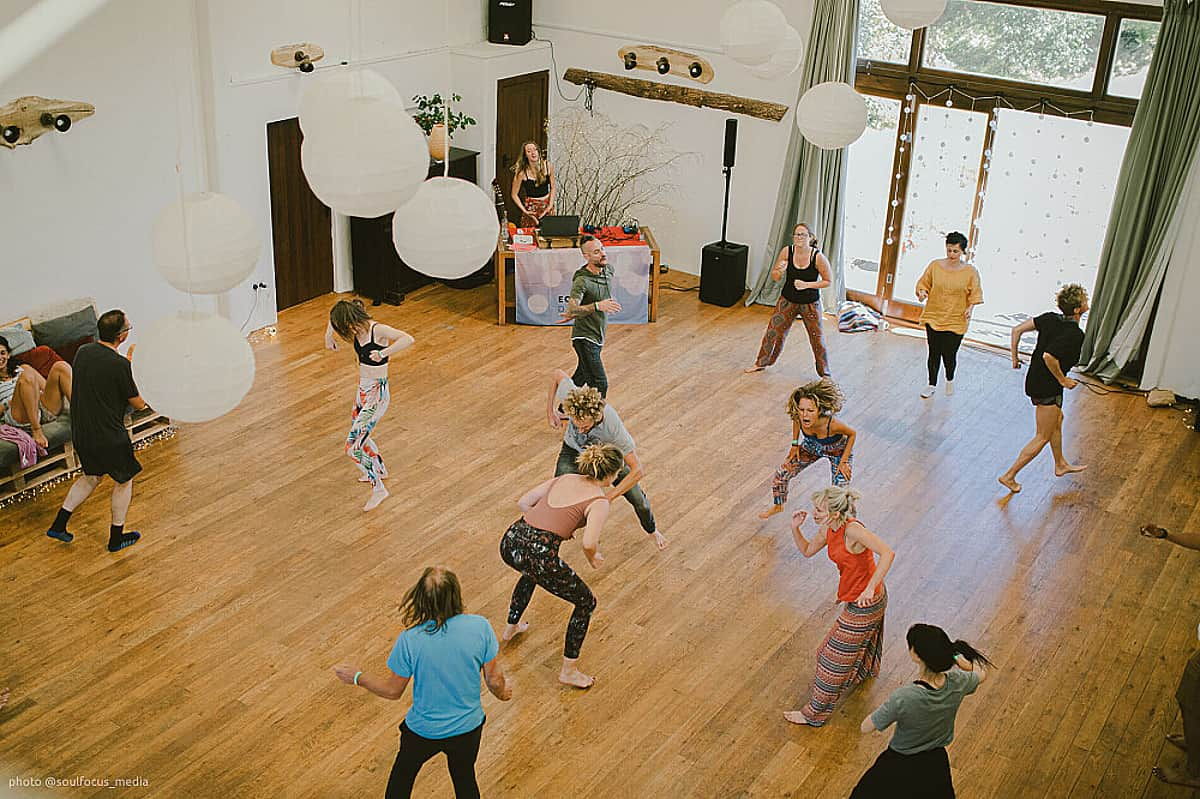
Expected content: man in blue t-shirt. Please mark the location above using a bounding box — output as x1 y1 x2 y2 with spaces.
335 567 511 799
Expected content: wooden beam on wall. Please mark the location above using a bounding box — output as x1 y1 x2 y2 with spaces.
563 68 789 122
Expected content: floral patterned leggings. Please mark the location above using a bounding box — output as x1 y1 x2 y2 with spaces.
345 377 389 489
754 296 830 376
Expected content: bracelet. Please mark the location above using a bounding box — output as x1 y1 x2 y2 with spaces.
791 439 800 446
353 671 363 686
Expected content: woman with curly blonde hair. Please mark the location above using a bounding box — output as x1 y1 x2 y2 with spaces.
759 378 857 519
510 140 555 227
785 485 894 727
500 443 624 688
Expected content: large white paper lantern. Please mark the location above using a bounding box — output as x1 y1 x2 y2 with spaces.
151 193 261 294
392 177 500 280
301 97 430 218
748 25 804 80
796 81 869 150
298 68 403 139
719 0 789 67
133 311 255 423
880 0 948 30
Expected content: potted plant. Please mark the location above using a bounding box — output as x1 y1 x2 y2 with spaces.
411 93 476 161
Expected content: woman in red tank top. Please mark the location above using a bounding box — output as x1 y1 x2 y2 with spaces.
784 486 895 727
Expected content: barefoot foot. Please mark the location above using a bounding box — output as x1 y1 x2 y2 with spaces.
363 487 389 512
998 475 1021 493
758 505 784 520
743 365 767 373
1055 462 1087 477
783 711 816 726
502 621 529 641
558 669 595 689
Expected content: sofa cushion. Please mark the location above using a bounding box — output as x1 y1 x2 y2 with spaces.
55 335 94 365
14 345 64 378
33 306 98 352
0 411 72 471
0 326 36 356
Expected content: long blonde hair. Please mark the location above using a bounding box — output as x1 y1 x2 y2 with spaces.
513 140 548 185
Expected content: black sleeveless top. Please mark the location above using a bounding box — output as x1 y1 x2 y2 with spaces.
353 322 388 366
782 245 820 305
521 174 550 198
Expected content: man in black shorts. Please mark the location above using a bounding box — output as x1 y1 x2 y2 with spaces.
46 310 147 552
998 284 1089 494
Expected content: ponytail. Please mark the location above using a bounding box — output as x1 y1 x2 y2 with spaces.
952 639 993 669
907 623 993 673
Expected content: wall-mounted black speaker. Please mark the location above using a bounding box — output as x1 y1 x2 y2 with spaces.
723 118 738 169
488 0 532 46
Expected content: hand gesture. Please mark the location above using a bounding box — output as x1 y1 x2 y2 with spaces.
548 409 564 430
369 350 383 363
917 289 929 302
588 552 605 569
497 677 513 701
1063 378 1079 390
793 279 806 291
596 298 622 313
854 588 875 607
325 336 338 351
332 664 359 685
652 531 669 551
836 461 852 481
1140 524 1168 540
791 509 808 528
1012 357 1021 369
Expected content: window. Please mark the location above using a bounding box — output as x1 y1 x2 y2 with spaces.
857 0 910 65
844 97 902 294
1109 19 1160 99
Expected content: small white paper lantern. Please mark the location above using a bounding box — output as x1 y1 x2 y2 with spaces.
880 0 948 30
298 68 403 138
719 0 789 67
301 98 430 218
748 25 803 80
151 193 261 294
796 81 869 150
392 177 500 280
133 311 255 423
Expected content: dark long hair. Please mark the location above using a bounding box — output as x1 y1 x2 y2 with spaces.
400 567 465 632
329 299 371 343
907 623 993 673
0 335 17 378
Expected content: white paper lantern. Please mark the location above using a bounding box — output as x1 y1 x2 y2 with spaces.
719 0 789 67
151 193 261 294
392 177 500 280
796 81 869 150
880 0 948 30
301 97 430 218
298 68 403 139
132 311 255 423
748 25 804 80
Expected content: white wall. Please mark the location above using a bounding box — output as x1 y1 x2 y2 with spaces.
0 0 212 331
533 0 815 279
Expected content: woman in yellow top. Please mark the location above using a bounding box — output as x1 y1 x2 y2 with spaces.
914 232 983 399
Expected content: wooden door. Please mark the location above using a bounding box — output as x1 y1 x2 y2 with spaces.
267 118 333 311
496 71 549 225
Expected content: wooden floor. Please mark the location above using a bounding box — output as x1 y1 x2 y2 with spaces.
1 279 1198 799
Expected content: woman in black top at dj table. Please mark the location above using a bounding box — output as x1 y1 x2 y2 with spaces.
746 223 833 377
511 141 555 229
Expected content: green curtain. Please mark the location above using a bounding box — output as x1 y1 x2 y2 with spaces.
747 0 860 309
1081 0 1200 380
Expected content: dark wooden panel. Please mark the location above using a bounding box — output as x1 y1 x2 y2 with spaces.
266 118 333 311
496 70 549 225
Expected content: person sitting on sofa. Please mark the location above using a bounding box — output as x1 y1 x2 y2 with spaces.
0 334 73 450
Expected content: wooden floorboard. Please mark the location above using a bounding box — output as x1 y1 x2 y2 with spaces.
0 278 1197 798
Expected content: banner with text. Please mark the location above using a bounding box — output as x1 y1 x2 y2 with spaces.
514 246 650 326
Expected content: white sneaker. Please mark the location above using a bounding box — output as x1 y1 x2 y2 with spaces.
945 380 955 396
920 385 936 399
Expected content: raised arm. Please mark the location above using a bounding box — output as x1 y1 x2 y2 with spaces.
606 450 644 502
517 477 555 515
324 321 339 351
369 323 415 361
790 511 828 558
1009 318 1036 368
802 252 833 291
770 247 789 282
547 370 570 428
845 521 895 605
578 499 611 569
333 664 411 700
482 656 513 701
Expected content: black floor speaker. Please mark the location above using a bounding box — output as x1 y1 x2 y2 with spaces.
700 242 749 307
488 0 532 45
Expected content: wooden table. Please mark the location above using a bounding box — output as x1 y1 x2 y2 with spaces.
494 226 661 326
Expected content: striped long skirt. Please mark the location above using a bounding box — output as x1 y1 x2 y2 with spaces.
799 587 887 726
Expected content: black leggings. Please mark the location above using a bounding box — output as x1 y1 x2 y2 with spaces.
500 519 596 659
385 721 483 799
925 325 964 385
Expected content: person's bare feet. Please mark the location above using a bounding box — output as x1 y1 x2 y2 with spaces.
32 429 48 449
1152 765 1200 788
652 531 669 550
998 475 1021 493
558 668 594 688
502 621 529 641
363 486 389 512
1055 462 1087 477
759 504 784 520
783 710 815 726
743 365 766 373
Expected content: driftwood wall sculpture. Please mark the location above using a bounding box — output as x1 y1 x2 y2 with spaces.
0 96 95 149
562 69 788 122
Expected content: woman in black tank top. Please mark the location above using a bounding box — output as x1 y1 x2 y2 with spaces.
324 299 415 512
510 140 555 228
746 223 833 376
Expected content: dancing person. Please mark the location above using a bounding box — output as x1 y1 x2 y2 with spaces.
0 334 72 450
746 223 832 376
500 443 623 688
759 378 856 520
325 299 414 512
851 624 993 798
547 370 667 550
510 140 555 228
334 567 511 799
997 284 1088 494
1141 524 1200 788
914 232 983 398
559 236 619 398
784 486 894 727
44 310 145 552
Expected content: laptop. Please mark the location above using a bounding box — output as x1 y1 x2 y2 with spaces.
539 215 580 237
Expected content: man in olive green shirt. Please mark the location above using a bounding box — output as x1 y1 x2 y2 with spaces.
560 236 620 397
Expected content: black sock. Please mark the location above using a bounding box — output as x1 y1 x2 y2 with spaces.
109 524 124 545
51 507 72 532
